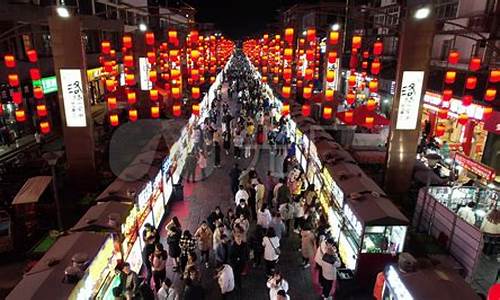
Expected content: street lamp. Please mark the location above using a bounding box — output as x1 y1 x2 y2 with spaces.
56 6 70 18
42 151 64 231
331 23 340 31
139 23 147 32
414 6 431 19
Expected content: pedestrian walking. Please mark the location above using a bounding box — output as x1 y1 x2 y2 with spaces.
262 227 280 276
222 130 231 155
235 185 249 207
257 203 272 229
318 240 341 300
266 271 289 300
270 212 286 241
157 277 179 300
197 151 207 181
207 206 225 231
194 221 213 268
122 262 139 300
229 235 249 289
179 230 197 273
215 234 231 267
185 152 197 183
151 243 168 292
249 225 265 268
216 264 235 298
233 132 244 159
300 224 316 268
229 164 242 196
214 139 221 168
142 235 156 286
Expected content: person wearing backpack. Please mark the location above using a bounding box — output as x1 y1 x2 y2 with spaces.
262 227 280 276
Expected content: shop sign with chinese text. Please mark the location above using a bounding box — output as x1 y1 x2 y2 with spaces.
396 71 424 130
60 69 86 127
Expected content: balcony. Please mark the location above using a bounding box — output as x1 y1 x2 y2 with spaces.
439 14 490 34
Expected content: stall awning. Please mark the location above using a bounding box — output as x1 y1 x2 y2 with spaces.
71 201 132 232
316 141 356 164
347 193 409 226
12 176 52 205
328 162 386 197
96 177 146 202
7 232 109 300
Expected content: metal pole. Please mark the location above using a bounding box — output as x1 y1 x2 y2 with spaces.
51 165 63 231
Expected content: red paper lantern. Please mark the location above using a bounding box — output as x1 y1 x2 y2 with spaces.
326 70 335 82
123 55 134 67
147 51 156 64
109 114 119 126
445 71 456 84
366 98 377 111
33 87 44 99
192 87 200 99
435 124 446 137
15 110 26 122
438 108 449 119
101 41 111 54
145 32 155 46
465 76 477 90
348 74 356 87
328 51 337 64
125 74 135 86
362 51 369 59
107 96 117 110
485 88 496 102
106 79 116 92
127 91 136 104
373 41 383 56
129 109 138 122
458 113 468 125
345 111 354 123
362 61 368 69
325 89 334 101
365 116 374 128
8 74 19 87
322 106 333 119
281 103 290 116
352 36 362 49
284 48 293 60
489 70 500 83
306 49 314 61
302 104 311 117
190 30 199 44
168 30 178 46
371 59 381 75
305 68 313 81
123 35 132 49
273 76 279 84
306 29 316 42
40 121 50 134
27 49 38 63
261 76 268 83
303 86 312 99
149 70 157 82
192 103 200 116
329 31 339 45
12 91 22 104
104 61 113 73
488 283 500 300
462 95 472 106
369 79 378 93
448 50 459 64
172 103 182 117
151 106 160 118
442 89 453 101
30 68 41 81
36 104 47 117
172 87 181 99
282 86 291 99
483 106 493 120
469 57 481 71
346 92 356 105
150 89 159 101
4 54 15 68
284 28 294 44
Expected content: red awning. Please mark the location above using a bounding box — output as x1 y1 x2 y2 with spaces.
337 105 390 127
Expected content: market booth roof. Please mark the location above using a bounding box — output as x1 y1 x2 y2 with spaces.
71 201 132 232
316 140 355 164
347 192 409 226
6 232 109 300
326 162 385 197
12 176 52 205
388 265 481 300
96 177 146 202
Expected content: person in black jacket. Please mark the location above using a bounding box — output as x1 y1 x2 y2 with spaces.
142 235 156 286
166 226 182 272
229 235 249 289
207 206 225 231
183 277 205 300
229 164 241 196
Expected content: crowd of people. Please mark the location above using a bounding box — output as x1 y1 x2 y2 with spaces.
111 51 342 300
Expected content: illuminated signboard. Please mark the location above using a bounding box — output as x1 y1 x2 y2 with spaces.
139 57 152 91
396 71 424 130
32 76 58 94
137 181 153 209
60 69 87 127
344 204 362 237
455 152 496 181
424 91 484 121
386 265 414 300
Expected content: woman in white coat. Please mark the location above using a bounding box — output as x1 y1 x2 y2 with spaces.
266 271 289 300
216 264 235 298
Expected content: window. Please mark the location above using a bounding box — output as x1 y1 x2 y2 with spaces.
435 0 458 19
385 6 400 26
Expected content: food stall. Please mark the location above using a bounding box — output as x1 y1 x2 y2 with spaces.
7 232 113 300
413 186 499 279
381 264 481 300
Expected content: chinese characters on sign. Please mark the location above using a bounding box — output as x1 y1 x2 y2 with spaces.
455 152 496 181
139 57 152 91
396 71 424 130
60 69 87 127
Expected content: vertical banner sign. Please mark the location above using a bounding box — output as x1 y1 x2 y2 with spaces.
139 57 152 91
60 69 87 127
396 71 424 130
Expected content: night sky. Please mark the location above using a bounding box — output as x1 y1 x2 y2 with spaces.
184 0 319 40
